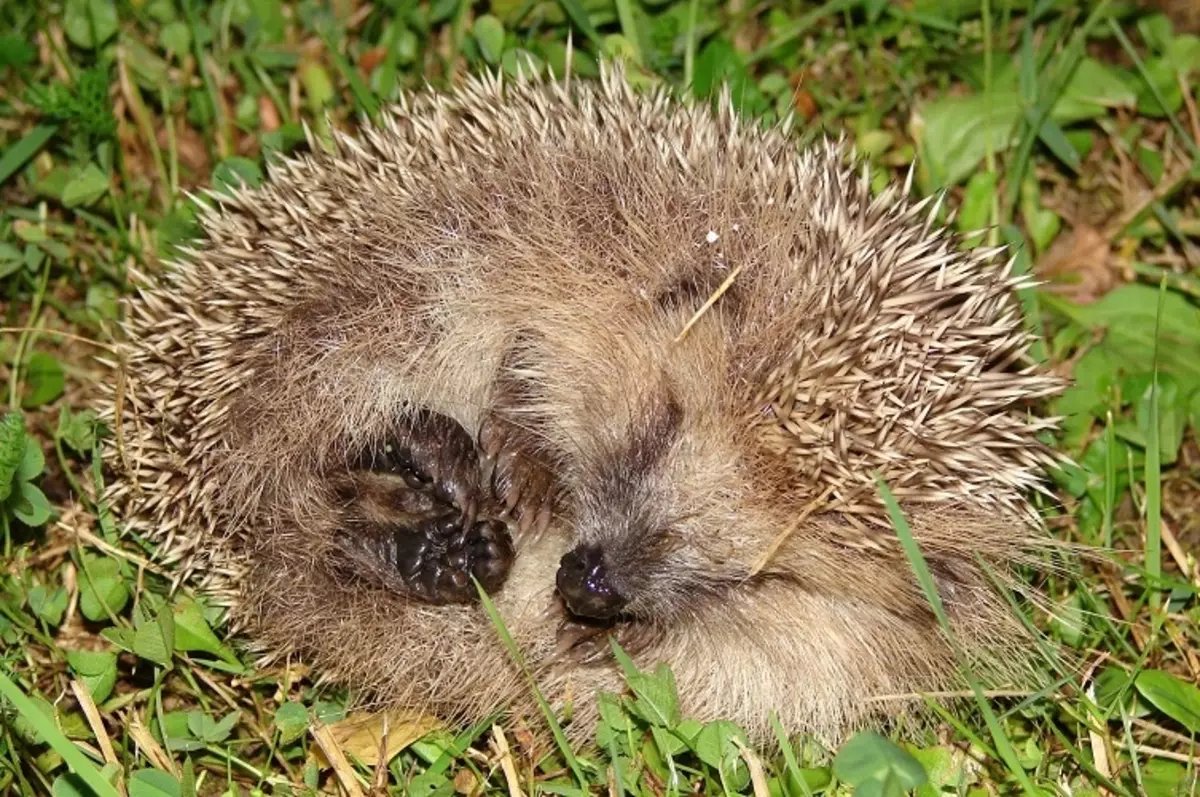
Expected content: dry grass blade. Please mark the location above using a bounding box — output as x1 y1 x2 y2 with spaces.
311 721 367 797
491 724 525 797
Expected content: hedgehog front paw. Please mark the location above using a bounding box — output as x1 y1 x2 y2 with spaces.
334 409 517 603
365 408 484 523
390 515 515 603
337 514 514 604
479 413 556 537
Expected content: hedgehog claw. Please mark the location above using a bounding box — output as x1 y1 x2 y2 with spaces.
478 413 557 532
554 613 653 663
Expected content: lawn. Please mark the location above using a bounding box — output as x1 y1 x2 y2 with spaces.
1 0 1199 795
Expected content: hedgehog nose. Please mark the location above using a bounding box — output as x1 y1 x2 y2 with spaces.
556 544 626 619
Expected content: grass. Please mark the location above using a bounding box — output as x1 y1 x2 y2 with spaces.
2 0 1200 795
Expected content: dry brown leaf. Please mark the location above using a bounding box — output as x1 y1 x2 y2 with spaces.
1034 224 1115 304
359 47 386 78
453 767 480 794
158 124 211 177
309 709 442 769
259 95 282 133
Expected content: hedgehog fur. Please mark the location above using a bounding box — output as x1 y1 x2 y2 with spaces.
98 62 1068 748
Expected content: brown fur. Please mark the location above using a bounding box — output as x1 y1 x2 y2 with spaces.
98 63 1066 747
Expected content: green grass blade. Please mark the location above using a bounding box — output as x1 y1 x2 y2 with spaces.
683 0 698 92
1001 0 1110 223
0 667 120 797
613 0 645 65
768 711 813 797
875 476 1040 796
0 124 57 186
1108 19 1199 159
554 0 606 52
1103 410 1116 549
745 0 858 66
1144 279 1165 625
475 581 589 789
322 35 380 121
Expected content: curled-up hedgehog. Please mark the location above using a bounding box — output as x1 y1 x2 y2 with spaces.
100 63 1067 747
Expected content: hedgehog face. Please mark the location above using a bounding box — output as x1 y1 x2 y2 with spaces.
555 384 757 632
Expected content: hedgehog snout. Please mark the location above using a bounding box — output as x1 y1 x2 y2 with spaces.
556 543 627 619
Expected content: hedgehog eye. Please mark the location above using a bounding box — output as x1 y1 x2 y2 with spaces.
330 410 515 604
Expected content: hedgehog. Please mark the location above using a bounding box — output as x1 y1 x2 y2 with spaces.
97 62 1067 749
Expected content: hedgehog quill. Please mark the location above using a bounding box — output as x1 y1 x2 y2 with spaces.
100 63 1067 747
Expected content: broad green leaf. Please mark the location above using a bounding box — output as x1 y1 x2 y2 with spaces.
57 408 99 454
51 774 92 797
0 33 35 69
473 15 505 65
100 626 136 652
85 280 120 321
299 60 335 111
500 48 543 80
1140 759 1195 797
186 709 240 743
172 596 239 664
833 731 927 797
273 701 309 745
160 20 191 57
1027 208 1062 254
1132 57 1183 117
1116 373 1190 464
66 649 118 704
61 162 110 207
128 769 181 797
212 156 263 193
693 720 751 790
0 413 24 501
914 58 1134 188
133 605 176 666
13 480 52 527
79 556 130 621
1135 670 1200 733
650 723 689 757
21 352 65 408
18 434 45 482
1165 34 1200 72
63 0 119 49
28 584 69 626
159 710 204 752
910 745 972 796
1050 591 1086 646
313 700 346 724
610 640 681 728
956 171 996 234
594 691 633 751
1059 284 1200 382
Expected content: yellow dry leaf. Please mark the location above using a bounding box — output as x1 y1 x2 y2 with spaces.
309 709 442 769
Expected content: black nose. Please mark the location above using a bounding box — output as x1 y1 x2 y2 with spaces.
556 544 626 619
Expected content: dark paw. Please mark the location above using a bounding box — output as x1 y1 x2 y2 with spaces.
341 515 514 604
391 515 514 603
334 409 516 603
479 413 555 537
357 409 483 522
